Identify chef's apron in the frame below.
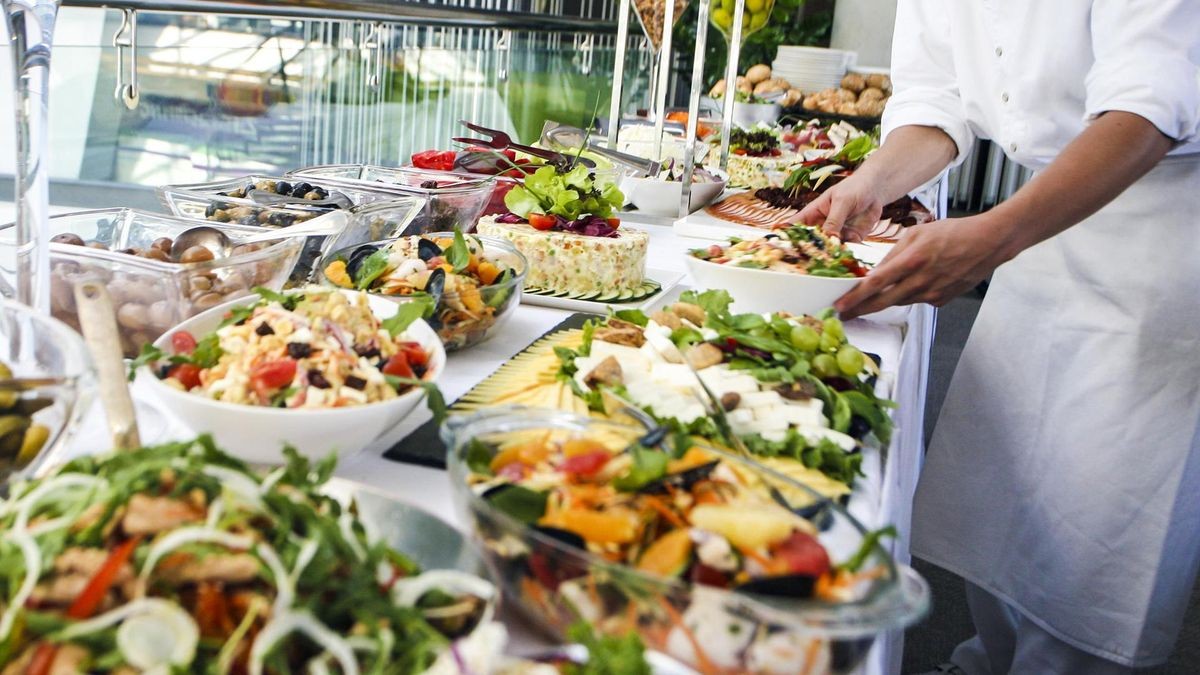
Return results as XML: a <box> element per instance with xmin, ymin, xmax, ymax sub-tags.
<box><xmin>912</xmin><ymin>152</ymin><xmax>1200</xmax><ymax>668</ymax></box>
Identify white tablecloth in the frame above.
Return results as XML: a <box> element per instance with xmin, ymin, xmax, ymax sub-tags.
<box><xmin>54</xmin><ymin>215</ymin><xmax>935</xmax><ymax>675</ymax></box>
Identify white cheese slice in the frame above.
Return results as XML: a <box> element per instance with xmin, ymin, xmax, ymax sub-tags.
<box><xmin>797</xmin><ymin>426</ymin><xmax>858</xmax><ymax>451</ymax></box>
<box><xmin>643</xmin><ymin>325</ymin><xmax>684</xmax><ymax>364</ymax></box>
<box><xmin>739</xmin><ymin>391</ymin><xmax>785</xmax><ymax>409</ymax></box>
<box><xmin>590</xmin><ymin>341</ymin><xmax>650</xmax><ymax>369</ymax></box>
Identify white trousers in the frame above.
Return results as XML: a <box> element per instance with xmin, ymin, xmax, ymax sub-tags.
<box><xmin>950</xmin><ymin>582</ymin><xmax>1133</xmax><ymax>675</ymax></box>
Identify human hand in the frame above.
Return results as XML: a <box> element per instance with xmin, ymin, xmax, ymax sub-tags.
<box><xmin>797</xmin><ymin>174</ymin><xmax>887</xmax><ymax>243</ymax></box>
<box><xmin>833</xmin><ymin>214</ymin><xmax>1017</xmax><ymax>319</ymax></box>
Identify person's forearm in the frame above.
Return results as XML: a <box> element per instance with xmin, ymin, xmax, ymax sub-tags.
<box><xmin>855</xmin><ymin>125</ymin><xmax>959</xmax><ymax>203</ymax></box>
<box><xmin>988</xmin><ymin>111</ymin><xmax>1174</xmax><ymax>259</ymax></box>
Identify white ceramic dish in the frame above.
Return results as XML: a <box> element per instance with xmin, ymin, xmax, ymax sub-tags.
<box><xmin>732</xmin><ymin>101</ymin><xmax>782</xmax><ymax>129</ymax></box>
<box><xmin>621</xmin><ymin>169</ymin><xmax>728</xmax><ymax>216</ymax></box>
<box><xmin>684</xmin><ymin>254</ymin><xmax>861</xmax><ymax>316</ymax></box>
<box><xmin>138</xmin><ymin>290</ymin><xmax>446</xmax><ymax>464</ymax></box>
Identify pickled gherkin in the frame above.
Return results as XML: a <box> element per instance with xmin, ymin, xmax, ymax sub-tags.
<box><xmin>0</xmin><ymin>360</ymin><xmax>51</xmax><ymax>467</ymax></box>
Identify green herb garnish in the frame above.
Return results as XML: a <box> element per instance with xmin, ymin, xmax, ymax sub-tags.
<box><xmin>354</xmin><ymin>249</ymin><xmax>391</xmax><ymax>290</ymax></box>
<box><xmin>381</xmin><ymin>295</ymin><xmax>436</xmax><ymax>336</ymax></box>
<box><xmin>838</xmin><ymin>525</ymin><xmax>897</xmax><ymax>573</ymax></box>
<box><xmin>445</xmin><ymin>227</ymin><xmax>471</xmax><ymax>272</ymax></box>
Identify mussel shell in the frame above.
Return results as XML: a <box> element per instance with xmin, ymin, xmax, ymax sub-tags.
<box><xmin>424</xmin><ymin>267</ymin><xmax>446</xmax><ymax>297</ymax></box>
<box><xmin>417</xmin><ymin>237</ymin><xmax>443</xmax><ymax>261</ymax></box>
<box><xmin>735</xmin><ymin>573</ymin><xmax>819</xmax><ymax>599</ymax></box>
<box><xmin>637</xmin><ymin>426</ymin><xmax>668</xmax><ymax>448</ymax></box>
<box><xmin>531</xmin><ymin>525</ymin><xmax>586</xmax><ymax>550</ymax></box>
<box><xmin>639</xmin><ymin>460</ymin><xmax>720</xmax><ymax>495</ymax></box>
<box><xmin>345</xmin><ymin>244</ymin><xmax>381</xmax><ymax>279</ymax></box>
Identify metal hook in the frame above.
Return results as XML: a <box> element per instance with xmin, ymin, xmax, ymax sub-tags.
<box><xmin>112</xmin><ymin>8</ymin><xmax>139</xmax><ymax>110</ymax></box>
<box><xmin>495</xmin><ymin>30</ymin><xmax>512</xmax><ymax>82</ymax></box>
<box><xmin>362</xmin><ymin>21</ymin><xmax>385</xmax><ymax>90</ymax></box>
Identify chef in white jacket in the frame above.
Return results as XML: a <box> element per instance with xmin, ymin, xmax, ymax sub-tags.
<box><xmin>799</xmin><ymin>1</ymin><xmax>1200</xmax><ymax>673</ymax></box>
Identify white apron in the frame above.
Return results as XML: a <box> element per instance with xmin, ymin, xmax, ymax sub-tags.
<box><xmin>913</xmin><ymin>153</ymin><xmax>1200</xmax><ymax>668</ymax></box>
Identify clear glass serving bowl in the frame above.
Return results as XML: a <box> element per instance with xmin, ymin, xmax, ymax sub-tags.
<box><xmin>28</xmin><ymin>208</ymin><xmax>303</xmax><ymax>358</ymax></box>
<box><xmin>443</xmin><ymin>407</ymin><xmax>930</xmax><ymax>675</ymax></box>
<box><xmin>286</xmin><ymin>164</ymin><xmax>495</xmax><ymax>235</ymax></box>
<box><xmin>156</xmin><ymin>174</ymin><xmax>425</xmax><ymax>283</ymax></box>
<box><xmin>316</xmin><ymin>233</ymin><xmax>527</xmax><ymax>352</ymax></box>
<box><xmin>0</xmin><ymin>300</ymin><xmax>95</xmax><ymax>485</ymax></box>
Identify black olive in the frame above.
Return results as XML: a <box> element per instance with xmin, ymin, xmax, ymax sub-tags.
<box><xmin>412</xmin><ymin>363</ymin><xmax>427</xmax><ymax>379</ymax></box>
<box><xmin>310</xmin><ymin>187</ymin><xmax>328</xmax><ymax>200</ymax></box>
<box><xmin>205</xmin><ymin>203</ymin><xmax>218</xmax><ymax>218</ymax></box>
<box><xmin>243</xmin><ymin>183</ymin><xmax>256</xmax><ymax>194</ymax></box>
<box><xmin>291</xmin><ymin>181</ymin><xmax>313</xmax><ymax>197</ymax></box>
<box><xmin>354</xmin><ymin>344</ymin><xmax>381</xmax><ymax>359</ymax></box>
<box><xmin>275</xmin><ymin>181</ymin><xmax>291</xmax><ymax>195</ymax></box>
<box><xmin>308</xmin><ymin>369</ymin><xmax>331</xmax><ymax>389</ymax></box>
<box><xmin>267</xmin><ymin>211</ymin><xmax>295</xmax><ymax>227</ymax></box>
<box><xmin>156</xmin><ymin>364</ymin><xmax>172</xmax><ymax>379</ymax></box>
<box><xmin>239</xmin><ymin>214</ymin><xmax>258</xmax><ymax>227</ymax></box>
<box><xmin>420</xmin><ymin>180</ymin><xmax>439</xmax><ymax>189</ymax></box>
<box><xmin>735</xmin><ymin>574</ymin><xmax>819</xmax><ymax>599</ymax></box>
<box><xmin>344</xmin><ymin>375</ymin><xmax>367</xmax><ymax>390</ymax></box>
<box><xmin>287</xmin><ymin>342</ymin><xmax>313</xmax><ymax>359</ymax></box>
<box><xmin>255</xmin><ymin>322</ymin><xmax>275</xmax><ymax>336</ymax></box>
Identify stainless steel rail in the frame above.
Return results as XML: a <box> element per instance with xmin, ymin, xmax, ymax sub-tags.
<box><xmin>60</xmin><ymin>0</ymin><xmax>620</xmax><ymax>33</ymax></box>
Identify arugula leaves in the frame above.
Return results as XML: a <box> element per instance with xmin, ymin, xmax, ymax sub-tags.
<box><xmin>125</xmin><ymin>333</ymin><xmax>223</xmax><ymax>380</ymax></box>
<box><xmin>612</xmin><ymin>445</ymin><xmax>668</xmax><ymax>492</ymax></box>
<box><xmin>354</xmin><ymin>249</ymin><xmax>391</xmax><ymax>290</ymax></box>
<box><xmin>564</xmin><ymin>622</ymin><xmax>652</xmax><ymax>675</ymax></box>
<box><xmin>838</xmin><ymin>525</ymin><xmax>897</xmax><ymax>573</ymax></box>
<box><xmin>445</xmin><ymin>228</ymin><xmax>470</xmax><ymax>272</ymax></box>
<box><xmin>485</xmin><ymin>485</ymin><xmax>548</xmax><ymax>525</ymax></box>
<box><xmin>381</xmin><ymin>295</ymin><xmax>436</xmax><ymax>337</ymax></box>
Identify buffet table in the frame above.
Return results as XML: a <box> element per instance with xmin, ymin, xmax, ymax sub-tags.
<box><xmin>32</xmin><ymin>204</ymin><xmax>934</xmax><ymax>675</ymax></box>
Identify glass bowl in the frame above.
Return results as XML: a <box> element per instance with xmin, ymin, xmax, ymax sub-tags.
<box><xmin>157</xmin><ymin>174</ymin><xmax>425</xmax><ymax>283</ymax></box>
<box><xmin>0</xmin><ymin>301</ymin><xmax>95</xmax><ymax>484</ymax></box>
<box><xmin>317</xmin><ymin>232</ymin><xmax>527</xmax><ymax>352</ymax></box>
<box><xmin>444</xmin><ymin>407</ymin><xmax>930</xmax><ymax>674</ymax></box>
<box><xmin>30</xmin><ymin>208</ymin><xmax>302</xmax><ymax>358</ymax></box>
<box><xmin>287</xmin><ymin>164</ymin><xmax>495</xmax><ymax>235</ymax></box>
<box><xmin>711</xmin><ymin>0</ymin><xmax>775</xmax><ymax>39</ymax></box>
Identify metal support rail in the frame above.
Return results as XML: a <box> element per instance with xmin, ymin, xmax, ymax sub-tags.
<box><xmin>59</xmin><ymin>0</ymin><xmax>620</xmax><ymax>33</ymax></box>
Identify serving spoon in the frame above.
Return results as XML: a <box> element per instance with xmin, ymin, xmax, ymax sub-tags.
<box><xmin>170</xmin><ymin>209</ymin><xmax>348</xmax><ymax>260</ymax></box>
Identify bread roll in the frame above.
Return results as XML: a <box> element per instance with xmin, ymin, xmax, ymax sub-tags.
<box><xmin>781</xmin><ymin>88</ymin><xmax>803</xmax><ymax>107</ymax></box>
<box><xmin>802</xmin><ymin>94</ymin><xmax>819</xmax><ymax>110</ymax></box>
<box><xmin>858</xmin><ymin>86</ymin><xmax>885</xmax><ymax>102</ymax></box>
<box><xmin>709</xmin><ymin>78</ymin><xmax>727</xmax><ymax>97</ymax></box>
<box><xmin>866</xmin><ymin>73</ymin><xmax>892</xmax><ymax>92</ymax></box>
<box><xmin>754</xmin><ymin>78</ymin><xmax>786</xmax><ymax>96</ymax></box>
<box><xmin>736</xmin><ymin>77</ymin><xmax>753</xmax><ymax>94</ymax></box>
<box><xmin>745</xmin><ymin>64</ymin><xmax>772</xmax><ymax>85</ymax></box>
<box><xmin>840</xmin><ymin>72</ymin><xmax>867</xmax><ymax>93</ymax></box>
<box><xmin>856</xmin><ymin>98</ymin><xmax>886</xmax><ymax>117</ymax></box>
<box><xmin>836</xmin><ymin>88</ymin><xmax>858</xmax><ymax>103</ymax></box>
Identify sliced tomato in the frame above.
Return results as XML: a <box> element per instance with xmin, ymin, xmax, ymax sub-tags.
<box><xmin>840</xmin><ymin>258</ymin><xmax>869</xmax><ymax>277</ymax></box>
<box><xmin>382</xmin><ymin>353</ymin><xmax>415</xmax><ymax>379</ymax></box>
<box><xmin>68</xmin><ymin>536</ymin><xmax>143</xmax><ymax>619</ymax></box>
<box><xmin>561</xmin><ymin>449</ymin><xmax>612</xmax><ymax>478</ymax></box>
<box><xmin>605</xmin><ymin>217</ymin><xmax>621</xmax><ymax>229</ymax></box>
<box><xmin>528</xmin><ymin>213</ymin><xmax>557</xmax><ymax>231</ymax></box>
<box><xmin>250</xmin><ymin>358</ymin><xmax>297</xmax><ymax>391</ymax></box>
<box><xmin>411</xmin><ymin>149</ymin><xmax>457</xmax><ymax>171</ymax></box>
<box><xmin>171</xmin><ymin>331</ymin><xmax>197</xmax><ymax>355</ymax></box>
<box><xmin>773</xmin><ymin>531</ymin><xmax>831</xmax><ymax>578</ymax></box>
<box><xmin>167</xmin><ymin>363</ymin><xmax>202</xmax><ymax>390</ymax></box>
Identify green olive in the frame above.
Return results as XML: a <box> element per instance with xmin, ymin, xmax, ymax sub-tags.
<box><xmin>16</xmin><ymin>424</ymin><xmax>50</xmax><ymax>466</ymax></box>
<box><xmin>711</xmin><ymin>7</ymin><xmax>732</xmax><ymax>28</ymax></box>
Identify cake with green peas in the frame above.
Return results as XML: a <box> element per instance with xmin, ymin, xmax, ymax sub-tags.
<box><xmin>476</xmin><ymin>163</ymin><xmax>650</xmax><ymax>298</ymax></box>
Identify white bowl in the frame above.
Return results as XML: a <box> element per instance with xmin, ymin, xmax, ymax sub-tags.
<box><xmin>621</xmin><ymin>169</ymin><xmax>728</xmax><ymax>217</ymax></box>
<box><xmin>139</xmin><ymin>290</ymin><xmax>446</xmax><ymax>464</ymax></box>
<box><xmin>684</xmin><ymin>253</ymin><xmax>862</xmax><ymax>316</ymax></box>
<box><xmin>732</xmin><ymin>101</ymin><xmax>782</xmax><ymax>129</ymax></box>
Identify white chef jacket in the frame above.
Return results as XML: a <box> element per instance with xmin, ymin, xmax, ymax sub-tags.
<box><xmin>887</xmin><ymin>0</ymin><xmax>1200</xmax><ymax>668</ymax></box>
<box><xmin>882</xmin><ymin>0</ymin><xmax>1200</xmax><ymax>169</ymax></box>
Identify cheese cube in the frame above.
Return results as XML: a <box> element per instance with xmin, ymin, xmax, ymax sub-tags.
<box><xmin>739</xmin><ymin>391</ymin><xmax>785</xmax><ymax>409</ymax></box>
<box><xmin>644</xmin><ymin>328</ymin><xmax>684</xmax><ymax>363</ymax></box>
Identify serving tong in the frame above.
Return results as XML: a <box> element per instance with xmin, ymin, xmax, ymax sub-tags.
<box><xmin>454</xmin><ymin>120</ymin><xmax>583</xmax><ymax>171</ymax></box>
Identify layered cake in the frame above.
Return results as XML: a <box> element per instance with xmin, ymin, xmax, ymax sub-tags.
<box><xmin>476</xmin><ymin>215</ymin><xmax>649</xmax><ymax>296</ymax></box>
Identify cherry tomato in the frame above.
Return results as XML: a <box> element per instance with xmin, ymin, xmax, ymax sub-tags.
<box><xmin>382</xmin><ymin>353</ymin><xmax>414</xmax><ymax>379</ymax></box>
<box><xmin>528</xmin><ymin>213</ymin><xmax>557</xmax><ymax>231</ymax></box>
<box><xmin>561</xmin><ymin>449</ymin><xmax>612</xmax><ymax>478</ymax></box>
<box><xmin>167</xmin><ymin>363</ymin><xmax>202</xmax><ymax>390</ymax></box>
<box><xmin>396</xmin><ymin>342</ymin><xmax>428</xmax><ymax>368</ymax></box>
<box><xmin>773</xmin><ymin>531</ymin><xmax>831</xmax><ymax>578</ymax></box>
<box><xmin>605</xmin><ymin>217</ymin><xmax>621</xmax><ymax>230</ymax></box>
<box><xmin>171</xmin><ymin>331</ymin><xmax>197</xmax><ymax>355</ymax></box>
<box><xmin>840</xmin><ymin>258</ymin><xmax>869</xmax><ymax>277</ymax></box>
<box><xmin>251</xmin><ymin>358</ymin><xmax>297</xmax><ymax>390</ymax></box>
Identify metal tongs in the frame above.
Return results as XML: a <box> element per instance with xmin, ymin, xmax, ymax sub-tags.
<box><xmin>540</xmin><ymin>121</ymin><xmax>661</xmax><ymax>178</ymax></box>
<box><xmin>454</xmin><ymin>120</ymin><xmax>583</xmax><ymax>170</ymax></box>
